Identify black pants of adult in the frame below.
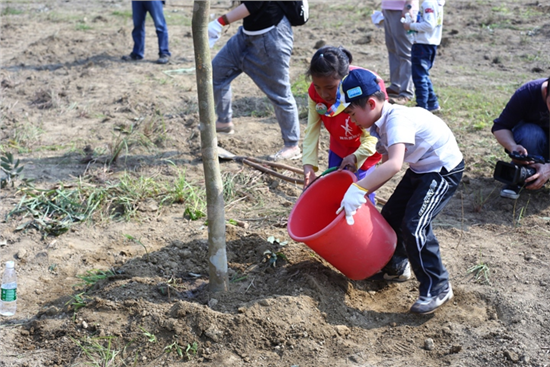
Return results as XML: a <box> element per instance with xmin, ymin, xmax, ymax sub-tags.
<box><xmin>381</xmin><ymin>160</ymin><xmax>464</xmax><ymax>298</ymax></box>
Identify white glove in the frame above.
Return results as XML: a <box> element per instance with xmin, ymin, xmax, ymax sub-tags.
<box><xmin>208</xmin><ymin>19</ymin><xmax>223</xmax><ymax>48</ymax></box>
<box><xmin>336</xmin><ymin>183</ymin><xmax>368</xmax><ymax>225</ymax></box>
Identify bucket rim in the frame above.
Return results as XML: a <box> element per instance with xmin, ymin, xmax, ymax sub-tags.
<box><xmin>287</xmin><ymin>170</ymin><xmax>356</xmax><ymax>242</ymax></box>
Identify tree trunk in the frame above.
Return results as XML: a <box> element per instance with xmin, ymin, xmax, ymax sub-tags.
<box><xmin>192</xmin><ymin>0</ymin><xmax>229</xmax><ymax>294</ymax></box>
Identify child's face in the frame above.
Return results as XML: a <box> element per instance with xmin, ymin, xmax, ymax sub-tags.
<box><xmin>344</xmin><ymin>101</ymin><xmax>377</xmax><ymax>129</ymax></box>
<box><xmin>312</xmin><ymin>75</ymin><xmax>341</xmax><ymax>105</ymax></box>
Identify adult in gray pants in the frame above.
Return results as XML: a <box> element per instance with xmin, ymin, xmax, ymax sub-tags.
<box><xmin>381</xmin><ymin>0</ymin><xmax>418</xmax><ymax>104</ymax></box>
<box><xmin>208</xmin><ymin>1</ymin><xmax>301</xmax><ymax>161</ymax></box>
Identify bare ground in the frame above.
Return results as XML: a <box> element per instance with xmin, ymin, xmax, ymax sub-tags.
<box><xmin>1</xmin><ymin>0</ymin><xmax>550</xmax><ymax>366</ymax></box>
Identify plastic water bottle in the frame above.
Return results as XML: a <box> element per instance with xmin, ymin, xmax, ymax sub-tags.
<box><xmin>0</xmin><ymin>261</ymin><xmax>17</xmax><ymax>316</ymax></box>
<box><xmin>400</xmin><ymin>13</ymin><xmax>417</xmax><ymax>34</ymax></box>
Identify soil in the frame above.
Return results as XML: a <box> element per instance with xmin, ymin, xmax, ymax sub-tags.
<box><xmin>1</xmin><ymin>0</ymin><xmax>550</xmax><ymax>366</ymax></box>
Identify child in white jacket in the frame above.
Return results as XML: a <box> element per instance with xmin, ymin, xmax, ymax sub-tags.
<box><xmin>403</xmin><ymin>0</ymin><xmax>445</xmax><ymax>112</ymax></box>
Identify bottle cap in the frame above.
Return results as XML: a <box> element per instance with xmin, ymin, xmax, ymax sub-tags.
<box><xmin>5</xmin><ymin>261</ymin><xmax>14</xmax><ymax>269</ymax></box>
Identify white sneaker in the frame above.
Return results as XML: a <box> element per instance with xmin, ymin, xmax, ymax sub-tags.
<box><xmin>269</xmin><ymin>146</ymin><xmax>302</xmax><ymax>161</ymax></box>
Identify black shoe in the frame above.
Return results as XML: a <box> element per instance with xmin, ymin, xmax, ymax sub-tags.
<box><xmin>500</xmin><ymin>184</ymin><xmax>520</xmax><ymax>200</ymax></box>
<box><xmin>121</xmin><ymin>53</ymin><xmax>141</xmax><ymax>61</ymax></box>
<box><xmin>157</xmin><ymin>55</ymin><xmax>170</xmax><ymax>64</ymax></box>
<box><xmin>368</xmin><ymin>257</ymin><xmax>411</xmax><ymax>282</ymax></box>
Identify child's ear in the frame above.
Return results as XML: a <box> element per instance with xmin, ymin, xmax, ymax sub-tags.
<box><xmin>368</xmin><ymin>97</ymin><xmax>377</xmax><ymax>110</ymax></box>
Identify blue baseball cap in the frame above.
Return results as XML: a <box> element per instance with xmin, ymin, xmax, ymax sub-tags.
<box><xmin>342</xmin><ymin>69</ymin><xmax>381</xmax><ymax>103</ymax></box>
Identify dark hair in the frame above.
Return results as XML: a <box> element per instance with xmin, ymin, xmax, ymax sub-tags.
<box><xmin>306</xmin><ymin>46</ymin><xmax>353</xmax><ymax>80</ymax></box>
<box><xmin>349</xmin><ymin>91</ymin><xmax>386</xmax><ymax>108</ymax></box>
<box><xmin>547</xmin><ymin>77</ymin><xmax>550</xmax><ymax>98</ymax></box>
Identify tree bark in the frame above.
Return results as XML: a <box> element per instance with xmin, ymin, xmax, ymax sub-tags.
<box><xmin>192</xmin><ymin>0</ymin><xmax>229</xmax><ymax>294</ymax></box>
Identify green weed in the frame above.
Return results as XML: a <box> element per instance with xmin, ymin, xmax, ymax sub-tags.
<box><xmin>75</xmin><ymin>269</ymin><xmax>115</xmax><ymax>289</ymax></box>
<box><xmin>1</xmin><ymin>7</ymin><xmax>24</xmax><ymax>15</ymax></box>
<box><xmin>111</xmin><ymin>10</ymin><xmax>132</xmax><ymax>18</ymax></box>
<box><xmin>138</xmin><ymin>326</ymin><xmax>157</xmax><ymax>343</ymax></box>
<box><xmin>7</xmin><ymin>168</ymin><xmax>211</xmax><ymax>235</ymax></box>
<box><xmin>467</xmin><ymin>245</ymin><xmax>491</xmax><ymax>285</ymax></box>
<box><xmin>66</xmin><ymin>292</ymin><xmax>91</xmax><ymax>313</ymax></box>
<box><xmin>124</xmin><ymin>234</ymin><xmax>149</xmax><ymax>261</ymax></box>
<box><xmin>6</xmin><ymin>121</ymin><xmax>44</xmax><ymax>153</ymax></box>
<box><xmin>472</xmin><ymin>187</ymin><xmax>495</xmax><ymax>213</ymax></box>
<box><xmin>0</xmin><ymin>152</ymin><xmax>24</xmax><ymax>188</ymax></box>
<box><xmin>75</xmin><ymin>23</ymin><xmax>92</xmax><ymax>31</ymax></box>
<box><xmin>513</xmin><ymin>195</ymin><xmax>530</xmax><ymax>227</ymax></box>
<box><xmin>164</xmin><ymin>341</ymin><xmax>198</xmax><ymax>360</ymax></box>
<box><xmin>71</xmin><ymin>336</ymin><xmax>135</xmax><ymax>367</ymax></box>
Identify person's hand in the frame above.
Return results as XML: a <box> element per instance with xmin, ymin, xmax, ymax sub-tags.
<box><xmin>525</xmin><ymin>163</ymin><xmax>550</xmax><ymax>190</ymax></box>
<box><xmin>208</xmin><ymin>19</ymin><xmax>223</xmax><ymax>48</ymax></box>
<box><xmin>402</xmin><ymin>22</ymin><xmax>411</xmax><ymax>31</ymax></box>
<box><xmin>303</xmin><ymin>165</ymin><xmax>317</xmax><ymax>189</ymax></box>
<box><xmin>339</xmin><ymin>154</ymin><xmax>357</xmax><ymax>172</ymax></box>
<box><xmin>509</xmin><ymin>145</ymin><xmax>530</xmax><ymax>164</ymax></box>
<box><xmin>336</xmin><ymin>183</ymin><xmax>368</xmax><ymax>225</ymax></box>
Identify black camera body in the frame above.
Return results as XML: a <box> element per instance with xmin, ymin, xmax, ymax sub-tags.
<box><xmin>493</xmin><ymin>161</ymin><xmax>536</xmax><ymax>186</ymax></box>
<box><xmin>493</xmin><ymin>151</ymin><xmax>543</xmax><ymax>186</ymax></box>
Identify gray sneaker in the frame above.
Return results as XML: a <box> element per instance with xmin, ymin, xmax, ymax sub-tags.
<box><xmin>410</xmin><ymin>283</ymin><xmax>453</xmax><ymax>314</ymax></box>
<box><xmin>500</xmin><ymin>184</ymin><xmax>520</xmax><ymax>200</ymax></box>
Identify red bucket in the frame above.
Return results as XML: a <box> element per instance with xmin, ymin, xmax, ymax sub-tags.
<box><xmin>287</xmin><ymin>170</ymin><xmax>397</xmax><ymax>280</ymax></box>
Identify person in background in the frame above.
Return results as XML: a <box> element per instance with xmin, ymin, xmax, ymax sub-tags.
<box><xmin>122</xmin><ymin>1</ymin><xmax>171</xmax><ymax>65</ymax></box>
<box><xmin>302</xmin><ymin>46</ymin><xmax>385</xmax><ymax>204</ymax></box>
<box><xmin>338</xmin><ymin>69</ymin><xmax>464</xmax><ymax>314</ymax></box>
<box><xmin>208</xmin><ymin>2</ymin><xmax>301</xmax><ymax>161</ymax></box>
<box><xmin>403</xmin><ymin>0</ymin><xmax>445</xmax><ymax>112</ymax></box>
<box><xmin>381</xmin><ymin>0</ymin><xmax>418</xmax><ymax>105</ymax></box>
<box><xmin>492</xmin><ymin>77</ymin><xmax>550</xmax><ymax>199</ymax></box>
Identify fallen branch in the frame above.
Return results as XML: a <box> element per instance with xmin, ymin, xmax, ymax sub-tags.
<box><xmin>242</xmin><ymin>159</ymin><xmax>303</xmax><ymax>185</ymax></box>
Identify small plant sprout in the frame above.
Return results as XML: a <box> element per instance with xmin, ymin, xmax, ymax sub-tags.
<box><xmin>467</xmin><ymin>245</ymin><xmax>491</xmax><ymax>285</ymax></box>
<box><xmin>263</xmin><ymin>250</ymin><xmax>288</xmax><ymax>268</ymax></box>
<box><xmin>0</xmin><ymin>151</ymin><xmax>24</xmax><ymax>188</ymax></box>
<box><xmin>186</xmin><ymin>342</ymin><xmax>198</xmax><ymax>359</ymax></box>
<box><xmin>139</xmin><ymin>326</ymin><xmax>157</xmax><ymax>343</ymax></box>
<box><xmin>164</xmin><ymin>341</ymin><xmax>185</xmax><ymax>358</ymax></box>
<box><xmin>66</xmin><ymin>292</ymin><xmax>91</xmax><ymax>313</ymax></box>
<box><xmin>124</xmin><ymin>234</ymin><xmax>149</xmax><ymax>261</ymax></box>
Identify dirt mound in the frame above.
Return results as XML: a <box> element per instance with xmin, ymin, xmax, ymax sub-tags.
<box><xmin>1</xmin><ymin>0</ymin><xmax>550</xmax><ymax>366</ymax></box>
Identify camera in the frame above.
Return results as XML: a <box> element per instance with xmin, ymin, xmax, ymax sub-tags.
<box><xmin>493</xmin><ymin>161</ymin><xmax>536</xmax><ymax>186</ymax></box>
<box><xmin>493</xmin><ymin>151</ymin><xmax>543</xmax><ymax>186</ymax></box>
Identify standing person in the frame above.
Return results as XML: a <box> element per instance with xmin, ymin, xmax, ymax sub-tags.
<box><xmin>302</xmin><ymin>46</ymin><xmax>385</xmax><ymax>204</ymax></box>
<box><xmin>122</xmin><ymin>1</ymin><xmax>171</xmax><ymax>64</ymax></box>
<box><xmin>492</xmin><ymin>77</ymin><xmax>550</xmax><ymax>199</ymax></box>
<box><xmin>208</xmin><ymin>2</ymin><xmax>301</xmax><ymax>161</ymax></box>
<box><xmin>403</xmin><ymin>0</ymin><xmax>445</xmax><ymax>112</ymax></box>
<box><xmin>338</xmin><ymin>69</ymin><xmax>464</xmax><ymax>314</ymax></box>
<box><xmin>381</xmin><ymin>0</ymin><xmax>418</xmax><ymax>105</ymax></box>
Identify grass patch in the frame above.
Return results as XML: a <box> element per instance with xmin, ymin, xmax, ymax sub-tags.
<box><xmin>72</xmin><ymin>336</ymin><xmax>136</xmax><ymax>366</ymax></box>
<box><xmin>111</xmin><ymin>10</ymin><xmax>132</xmax><ymax>18</ymax></box>
<box><xmin>5</xmin><ymin>121</ymin><xmax>44</xmax><ymax>153</ymax></box>
<box><xmin>75</xmin><ymin>269</ymin><xmax>116</xmax><ymax>289</ymax></box>
<box><xmin>75</xmin><ymin>22</ymin><xmax>92</xmax><ymax>31</ymax></box>
<box><xmin>1</xmin><ymin>6</ymin><xmax>24</xmax><ymax>15</ymax></box>
<box><xmin>436</xmin><ymin>84</ymin><xmax>514</xmax><ymax>133</ymax></box>
<box><xmin>164</xmin><ymin>12</ymin><xmax>191</xmax><ymax>27</ymax></box>
<box><xmin>107</xmin><ymin>116</ymin><xmax>167</xmax><ymax>164</ymax></box>
<box><xmin>6</xmin><ymin>168</ymin><xmax>209</xmax><ymax>236</ymax></box>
